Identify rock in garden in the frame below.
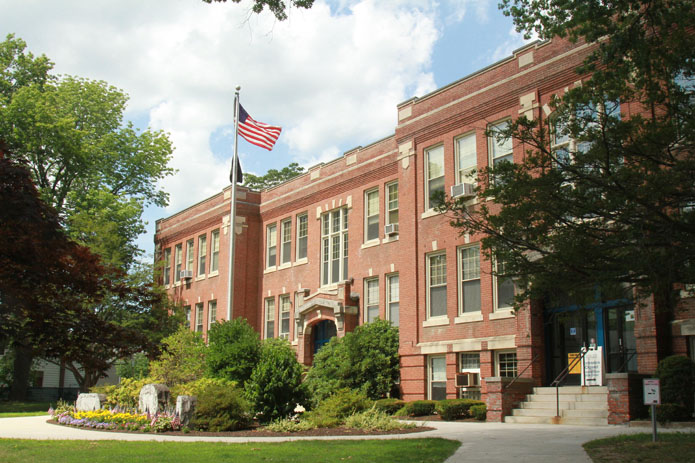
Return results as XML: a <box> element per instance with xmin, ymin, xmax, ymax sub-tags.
<box><xmin>75</xmin><ymin>393</ymin><xmax>106</xmax><ymax>411</ymax></box>
<box><xmin>175</xmin><ymin>395</ymin><xmax>197</xmax><ymax>426</ymax></box>
<box><xmin>138</xmin><ymin>383</ymin><xmax>170</xmax><ymax>414</ymax></box>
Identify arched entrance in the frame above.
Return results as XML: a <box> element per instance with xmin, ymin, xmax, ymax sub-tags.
<box><xmin>313</xmin><ymin>319</ymin><xmax>337</xmax><ymax>354</ymax></box>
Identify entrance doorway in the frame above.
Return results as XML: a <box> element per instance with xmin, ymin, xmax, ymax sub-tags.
<box><xmin>313</xmin><ymin>320</ymin><xmax>337</xmax><ymax>354</ymax></box>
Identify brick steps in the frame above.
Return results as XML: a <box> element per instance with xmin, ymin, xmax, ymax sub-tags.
<box><xmin>504</xmin><ymin>386</ymin><xmax>609</xmax><ymax>425</ymax></box>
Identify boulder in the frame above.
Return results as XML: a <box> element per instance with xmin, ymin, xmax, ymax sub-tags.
<box><xmin>75</xmin><ymin>393</ymin><xmax>106</xmax><ymax>411</ymax></box>
<box><xmin>138</xmin><ymin>383</ymin><xmax>170</xmax><ymax>414</ymax></box>
<box><xmin>175</xmin><ymin>395</ymin><xmax>197</xmax><ymax>426</ymax></box>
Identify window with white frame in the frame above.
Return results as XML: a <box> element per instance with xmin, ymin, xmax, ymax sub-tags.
<box><xmin>458</xmin><ymin>245</ymin><xmax>481</xmax><ymax>314</ymax></box>
<box><xmin>365</xmin><ymin>278</ymin><xmax>379</xmax><ymax>323</ymax></box>
<box><xmin>186</xmin><ymin>239</ymin><xmax>194</xmax><ymax>271</ymax></box>
<box><xmin>296</xmin><ymin>213</ymin><xmax>308</xmax><ymax>260</ymax></box>
<box><xmin>198</xmin><ymin>234</ymin><xmax>207</xmax><ymax>276</ymax></box>
<box><xmin>428</xmin><ymin>355</ymin><xmax>447</xmax><ymax>400</ymax></box>
<box><xmin>494</xmin><ymin>258</ymin><xmax>516</xmax><ymax>311</ymax></box>
<box><xmin>174</xmin><ymin>244</ymin><xmax>182</xmax><ymax>281</ymax></box>
<box><xmin>497</xmin><ymin>350</ymin><xmax>518</xmax><ymax>377</ymax></box>
<box><xmin>281</xmin><ymin>219</ymin><xmax>292</xmax><ymax>265</ymax></box>
<box><xmin>425</xmin><ymin>145</ymin><xmax>445</xmax><ymax>210</ymax></box>
<box><xmin>210</xmin><ymin>229</ymin><xmax>220</xmax><ymax>273</ymax></box>
<box><xmin>163</xmin><ymin>248</ymin><xmax>171</xmax><ymax>286</ymax></box>
<box><xmin>489</xmin><ymin>119</ymin><xmax>513</xmax><ymax>168</ymax></box>
<box><xmin>386</xmin><ymin>182</ymin><xmax>399</xmax><ymax>226</ymax></box>
<box><xmin>266</xmin><ymin>224</ymin><xmax>277</xmax><ymax>268</ymax></box>
<box><xmin>387</xmin><ymin>274</ymin><xmax>399</xmax><ymax>326</ymax></box>
<box><xmin>365</xmin><ymin>188</ymin><xmax>379</xmax><ymax>242</ymax></box>
<box><xmin>195</xmin><ymin>303</ymin><xmax>204</xmax><ymax>332</ymax></box>
<box><xmin>265</xmin><ymin>298</ymin><xmax>275</xmax><ymax>339</ymax></box>
<box><xmin>321</xmin><ymin>208</ymin><xmax>348</xmax><ymax>286</ymax></box>
<box><xmin>184</xmin><ymin>305</ymin><xmax>191</xmax><ymax>324</ymax></box>
<box><xmin>208</xmin><ymin>300</ymin><xmax>217</xmax><ymax>328</ymax></box>
<box><xmin>428</xmin><ymin>252</ymin><xmax>447</xmax><ymax>318</ymax></box>
<box><xmin>459</xmin><ymin>352</ymin><xmax>481</xmax><ymax>400</ymax></box>
<box><xmin>279</xmin><ymin>295</ymin><xmax>290</xmax><ymax>339</ymax></box>
<box><xmin>456</xmin><ymin>132</ymin><xmax>477</xmax><ymax>184</ymax></box>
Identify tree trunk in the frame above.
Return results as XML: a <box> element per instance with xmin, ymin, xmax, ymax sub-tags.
<box><xmin>9</xmin><ymin>343</ymin><xmax>33</xmax><ymax>401</ymax></box>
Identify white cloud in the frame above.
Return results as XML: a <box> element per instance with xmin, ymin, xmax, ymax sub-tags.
<box><xmin>490</xmin><ymin>25</ymin><xmax>538</xmax><ymax>63</ymax></box>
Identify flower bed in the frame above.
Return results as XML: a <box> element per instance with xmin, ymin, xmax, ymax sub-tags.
<box><xmin>51</xmin><ymin>408</ymin><xmax>181</xmax><ymax>433</ymax></box>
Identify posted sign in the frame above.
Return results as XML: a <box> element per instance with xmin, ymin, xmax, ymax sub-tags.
<box><xmin>643</xmin><ymin>379</ymin><xmax>661</xmax><ymax>405</ymax></box>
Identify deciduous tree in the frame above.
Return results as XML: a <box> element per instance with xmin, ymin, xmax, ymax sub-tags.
<box><xmin>242</xmin><ymin>162</ymin><xmax>305</xmax><ymax>190</ymax></box>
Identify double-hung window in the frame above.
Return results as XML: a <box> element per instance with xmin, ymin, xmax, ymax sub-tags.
<box><xmin>458</xmin><ymin>245</ymin><xmax>481</xmax><ymax>314</ymax></box>
<box><xmin>265</xmin><ymin>298</ymin><xmax>275</xmax><ymax>339</ymax></box>
<box><xmin>365</xmin><ymin>278</ymin><xmax>379</xmax><ymax>323</ymax></box>
<box><xmin>497</xmin><ymin>351</ymin><xmax>518</xmax><ymax>377</ymax></box>
<box><xmin>186</xmin><ymin>239</ymin><xmax>194</xmax><ymax>272</ymax></box>
<box><xmin>296</xmin><ymin>213</ymin><xmax>308</xmax><ymax>260</ymax></box>
<box><xmin>365</xmin><ymin>189</ymin><xmax>379</xmax><ymax>242</ymax></box>
<box><xmin>174</xmin><ymin>244</ymin><xmax>182</xmax><ymax>282</ymax></box>
<box><xmin>494</xmin><ymin>258</ymin><xmax>515</xmax><ymax>311</ymax></box>
<box><xmin>386</xmin><ymin>182</ymin><xmax>399</xmax><ymax>226</ymax></box>
<box><xmin>210</xmin><ymin>229</ymin><xmax>220</xmax><ymax>273</ymax></box>
<box><xmin>489</xmin><ymin>120</ymin><xmax>513</xmax><ymax>166</ymax></box>
<box><xmin>279</xmin><ymin>295</ymin><xmax>290</xmax><ymax>339</ymax></box>
<box><xmin>184</xmin><ymin>305</ymin><xmax>191</xmax><ymax>324</ymax></box>
<box><xmin>428</xmin><ymin>356</ymin><xmax>447</xmax><ymax>400</ymax></box>
<box><xmin>425</xmin><ymin>145</ymin><xmax>445</xmax><ymax>210</ymax></box>
<box><xmin>208</xmin><ymin>300</ymin><xmax>217</xmax><ymax>328</ymax></box>
<box><xmin>281</xmin><ymin>219</ymin><xmax>292</xmax><ymax>265</ymax></box>
<box><xmin>428</xmin><ymin>252</ymin><xmax>447</xmax><ymax>318</ymax></box>
<box><xmin>456</xmin><ymin>133</ymin><xmax>477</xmax><ymax>185</ymax></box>
<box><xmin>163</xmin><ymin>248</ymin><xmax>171</xmax><ymax>286</ymax></box>
<box><xmin>459</xmin><ymin>353</ymin><xmax>481</xmax><ymax>400</ymax></box>
<box><xmin>387</xmin><ymin>274</ymin><xmax>399</xmax><ymax>326</ymax></box>
<box><xmin>266</xmin><ymin>224</ymin><xmax>277</xmax><ymax>268</ymax></box>
<box><xmin>198</xmin><ymin>234</ymin><xmax>207</xmax><ymax>276</ymax></box>
<box><xmin>321</xmin><ymin>208</ymin><xmax>348</xmax><ymax>286</ymax></box>
<box><xmin>195</xmin><ymin>303</ymin><xmax>204</xmax><ymax>332</ymax></box>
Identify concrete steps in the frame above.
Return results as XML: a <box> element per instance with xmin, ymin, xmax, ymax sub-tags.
<box><xmin>504</xmin><ymin>386</ymin><xmax>609</xmax><ymax>426</ymax></box>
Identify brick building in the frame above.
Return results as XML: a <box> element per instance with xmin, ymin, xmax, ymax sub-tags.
<box><xmin>155</xmin><ymin>37</ymin><xmax>695</xmax><ymax>423</ymax></box>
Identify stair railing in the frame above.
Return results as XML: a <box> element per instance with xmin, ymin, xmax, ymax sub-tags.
<box><xmin>503</xmin><ymin>352</ymin><xmax>541</xmax><ymax>392</ymax></box>
<box><xmin>549</xmin><ymin>348</ymin><xmax>591</xmax><ymax>418</ymax></box>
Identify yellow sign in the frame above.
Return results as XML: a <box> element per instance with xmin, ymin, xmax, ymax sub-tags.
<box><xmin>568</xmin><ymin>353</ymin><xmax>581</xmax><ymax>374</ymax></box>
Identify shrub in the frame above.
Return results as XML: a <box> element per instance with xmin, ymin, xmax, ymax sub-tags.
<box><xmin>170</xmin><ymin>376</ymin><xmax>237</xmax><ymax>402</ymax></box>
<box><xmin>149</xmin><ymin>326</ymin><xmax>207</xmax><ymax>387</ymax></box>
<box><xmin>265</xmin><ymin>418</ymin><xmax>315</xmax><ymax>432</ymax></box>
<box><xmin>374</xmin><ymin>398</ymin><xmax>406</xmax><ymax>415</ymax></box>
<box><xmin>303</xmin><ymin>389</ymin><xmax>371</xmax><ymax>428</ymax></box>
<box><xmin>190</xmin><ymin>383</ymin><xmax>251</xmax><ymax>432</ymax></box>
<box><xmin>652</xmin><ymin>403</ymin><xmax>692</xmax><ymax>423</ymax></box>
<box><xmin>435</xmin><ymin>399</ymin><xmax>485</xmax><ymax>421</ymax></box>
<box><xmin>245</xmin><ymin>338</ymin><xmax>306</xmax><ymax>423</ymax></box>
<box><xmin>344</xmin><ymin>406</ymin><xmax>416</xmax><ymax>431</ymax></box>
<box><xmin>404</xmin><ymin>400</ymin><xmax>437</xmax><ymax>417</ymax></box>
<box><xmin>470</xmin><ymin>404</ymin><xmax>487</xmax><ymax>421</ymax></box>
<box><xmin>206</xmin><ymin>319</ymin><xmax>261</xmax><ymax>387</ymax></box>
<box><xmin>91</xmin><ymin>377</ymin><xmax>153</xmax><ymax>409</ymax></box>
<box><xmin>116</xmin><ymin>353</ymin><xmax>150</xmax><ymax>380</ymax></box>
<box><xmin>655</xmin><ymin>355</ymin><xmax>695</xmax><ymax>418</ymax></box>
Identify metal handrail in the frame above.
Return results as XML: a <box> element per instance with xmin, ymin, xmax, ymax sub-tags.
<box><xmin>550</xmin><ymin>348</ymin><xmax>591</xmax><ymax>417</ymax></box>
<box><xmin>503</xmin><ymin>352</ymin><xmax>541</xmax><ymax>391</ymax></box>
<box><xmin>616</xmin><ymin>349</ymin><xmax>637</xmax><ymax>373</ymax></box>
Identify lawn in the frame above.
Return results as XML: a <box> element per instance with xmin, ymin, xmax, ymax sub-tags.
<box><xmin>0</xmin><ymin>402</ymin><xmax>50</xmax><ymax>418</ymax></box>
<box><xmin>0</xmin><ymin>438</ymin><xmax>459</xmax><ymax>463</ymax></box>
<box><xmin>584</xmin><ymin>432</ymin><xmax>695</xmax><ymax>463</ymax></box>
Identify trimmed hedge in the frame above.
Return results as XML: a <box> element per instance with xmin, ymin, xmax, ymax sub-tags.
<box><xmin>374</xmin><ymin>398</ymin><xmax>406</xmax><ymax>415</ymax></box>
<box><xmin>435</xmin><ymin>399</ymin><xmax>485</xmax><ymax>421</ymax></box>
<box><xmin>470</xmin><ymin>404</ymin><xmax>487</xmax><ymax>421</ymax></box>
<box><xmin>403</xmin><ymin>400</ymin><xmax>437</xmax><ymax>417</ymax></box>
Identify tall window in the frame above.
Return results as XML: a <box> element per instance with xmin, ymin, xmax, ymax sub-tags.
<box><xmin>281</xmin><ymin>219</ymin><xmax>292</xmax><ymax>265</ymax></box>
<box><xmin>459</xmin><ymin>245</ymin><xmax>481</xmax><ymax>313</ymax></box>
<box><xmin>210</xmin><ymin>229</ymin><xmax>220</xmax><ymax>273</ymax></box>
<box><xmin>364</xmin><ymin>189</ymin><xmax>379</xmax><ymax>242</ymax></box>
<box><xmin>296</xmin><ymin>213</ymin><xmax>308</xmax><ymax>260</ymax></box>
<box><xmin>494</xmin><ymin>259</ymin><xmax>516</xmax><ymax>311</ymax></box>
<box><xmin>425</xmin><ymin>145</ymin><xmax>445</xmax><ymax>210</ymax></box>
<box><xmin>387</xmin><ymin>274</ymin><xmax>399</xmax><ymax>326</ymax></box>
<box><xmin>456</xmin><ymin>132</ymin><xmax>477</xmax><ymax>184</ymax></box>
<box><xmin>497</xmin><ymin>351</ymin><xmax>518</xmax><ymax>377</ymax></box>
<box><xmin>279</xmin><ymin>295</ymin><xmax>290</xmax><ymax>339</ymax></box>
<box><xmin>265</xmin><ymin>298</ymin><xmax>275</xmax><ymax>339</ymax></box>
<box><xmin>174</xmin><ymin>244</ymin><xmax>182</xmax><ymax>281</ymax></box>
<box><xmin>386</xmin><ymin>182</ymin><xmax>399</xmax><ymax>226</ymax></box>
<box><xmin>184</xmin><ymin>305</ymin><xmax>191</xmax><ymax>324</ymax></box>
<box><xmin>365</xmin><ymin>278</ymin><xmax>379</xmax><ymax>323</ymax></box>
<box><xmin>459</xmin><ymin>352</ymin><xmax>481</xmax><ymax>400</ymax></box>
<box><xmin>428</xmin><ymin>253</ymin><xmax>447</xmax><ymax>318</ymax></box>
<box><xmin>266</xmin><ymin>224</ymin><xmax>277</xmax><ymax>268</ymax></box>
<box><xmin>186</xmin><ymin>239</ymin><xmax>194</xmax><ymax>271</ymax></box>
<box><xmin>429</xmin><ymin>356</ymin><xmax>447</xmax><ymax>400</ymax></box>
<box><xmin>198</xmin><ymin>234</ymin><xmax>207</xmax><ymax>276</ymax></box>
<box><xmin>208</xmin><ymin>300</ymin><xmax>217</xmax><ymax>328</ymax></box>
<box><xmin>489</xmin><ymin>119</ymin><xmax>513</xmax><ymax>167</ymax></box>
<box><xmin>195</xmin><ymin>303</ymin><xmax>204</xmax><ymax>332</ymax></box>
<box><xmin>163</xmin><ymin>248</ymin><xmax>171</xmax><ymax>286</ymax></box>
<box><xmin>321</xmin><ymin>208</ymin><xmax>348</xmax><ymax>286</ymax></box>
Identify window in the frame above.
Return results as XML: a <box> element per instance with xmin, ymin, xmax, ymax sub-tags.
<box><xmin>425</xmin><ymin>145</ymin><xmax>445</xmax><ymax>210</ymax></box>
<box><xmin>208</xmin><ymin>300</ymin><xmax>217</xmax><ymax>328</ymax></box>
<box><xmin>321</xmin><ymin>208</ymin><xmax>348</xmax><ymax>285</ymax></box>
<box><xmin>489</xmin><ymin>119</ymin><xmax>513</xmax><ymax>167</ymax></box>
<box><xmin>265</xmin><ymin>298</ymin><xmax>275</xmax><ymax>339</ymax></box>
<box><xmin>459</xmin><ymin>352</ymin><xmax>481</xmax><ymax>400</ymax></box>
<box><xmin>427</xmin><ymin>252</ymin><xmax>447</xmax><ymax>318</ymax></box>
<box><xmin>428</xmin><ymin>356</ymin><xmax>447</xmax><ymax>400</ymax></box>
<box><xmin>365</xmin><ymin>189</ymin><xmax>379</xmax><ymax>242</ymax></box>
<box><xmin>266</xmin><ymin>224</ymin><xmax>277</xmax><ymax>268</ymax></box>
<box><xmin>458</xmin><ymin>245</ymin><xmax>481</xmax><ymax>314</ymax></box>
<box><xmin>195</xmin><ymin>303</ymin><xmax>204</xmax><ymax>332</ymax></box>
<box><xmin>186</xmin><ymin>239</ymin><xmax>194</xmax><ymax>271</ymax></box>
<box><xmin>210</xmin><ymin>229</ymin><xmax>220</xmax><ymax>273</ymax></box>
<box><xmin>281</xmin><ymin>219</ymin><xmax>292</xmax><ymax>265</ymax></box>
<box><xmin>296</xmin><ymin>213</ymin><xmax>308</xmax><ymax>260</ymax></box>
<box><xmin>494</xmin><ymin>259</ymin><xmax>516</xmax><ymax>311</ymax></box>
<box><xmin>174</xmin><ymin>244</ymin><xmax>182</xmax><ymax>282</ymax></box>
<box><xmin>279</xmin><ymin>295</ymin><xmax>290</xmax><ymax>339</ymax></box>
<box><xmin>198</xmin><ymin>234</ymin><xmax>207</xmax><ymax>275</ymax></box>
<box><xmin>387</xmin><ymin>274</ymin><xmax>399</xmax><ymax>326</ymax></box>
<box><xmin>365</xmin><ymin>278</ymin><xmax>379</xmax><ymax>323</ymax></box>
<box><xmin>497</xmin><ymin>351</ymin><xmax>518</xmax><ymax>377</ymax></box>
<box><xmin>456</xmin><ymin>132</ymin><xmax>477</xmax><ymax>184</ymax></box>
<box><xmin>163</xmin><ymin>248</ymin><xmax>171</xmax><ymax>286</ymax></box>
<box><xmin>386</xmin><ymin>182</ymin><xmax>399</xmax><ymax>226</ymax></box>
<box><xmin>184</xmin><ymin>305</ymin><xmax>191</xmax><ymax>324</ymax></box>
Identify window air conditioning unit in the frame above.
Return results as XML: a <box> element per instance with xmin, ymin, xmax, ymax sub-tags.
<box><xmin>455</xmin><ymin>372</ymin><xmax>480</xmax><ymax>388</ymax></box>
<box><xmin>451</xmin><ymin>183</ymin><xmax>475</xmax><ymax>199</ymax></box>
<box><xmin>384</xmin><ymin>223</ymin><xmax>399</xmax><ymax>236</ymax></box>
<box><xmin>180</xmin><ymin>269</ymin><xmax>193</xmax><ymax>280</ymax></box>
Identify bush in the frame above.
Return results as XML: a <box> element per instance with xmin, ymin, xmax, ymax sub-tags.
<box><xmin>190</xmin><ymin>383</ymin><xmax>251</xmax><ymax>431</ymax></box>
<box><xmin>655</xmin><ymin>355</ymin><xmax>695</xmax><ymax>417</ymax></box>
<box><xmin>652</xmin><ymin>403</ymin><xmax>692</xmax><ymax>423</ymax></box>
<box><xmin>470</xmin><ymin>404</ymin><xmax>487</xmax><ymax>421</ymax></box>
<box><xmin>91</xmin><ymin>377</ymin><xmax>153</xmax><ymax>409</ymax></box>
<box><xmin>206</xmin><ymin>319</ymin><xmax>261</xmax><ymax>387</ymax></box>
<box><xmin>374</xmin><ymin>398</ymin><xmax>406</xmax><ymax>415</ymax></box>
<box><xmin>170</xmin><ymin>376</ymin><xmax>237</xmax><ymax>401</ymax></box>
<box><xmin>344</xmin><ymin>406</ymin><xmax>416</xmax><ymax>431</ymax></box>
<box><xmin>404</xmin><ymin>400</ymin><xmax>437</xmax><ymax>417</ymax></box>
<box><xmin>148</xmin><ymin>326</ymin><xmax>207</xmax><ymax>387</ymax></box>
<box><xmin>116</xmin><ymin>352</ymin><xmax>150</xmax><ymax>380</ymax></box>
<box><xmin>303</xmin><ymin>389</ymin><xmax>371</xmax><ymax>428</ymax></box>
<box><xmin>435</xmin><ymin>399</ymin><xmax>485</xmax><ymax>421</ymax></box>
<box><xmin>245</xmin><ymin>338</ymin><xmax>306</xmax><ymax>423</ymax></box>
<box><xmin>265</xmin><ymin>418</ymin><xmax>315</xmax><ymax>432</ymax></box>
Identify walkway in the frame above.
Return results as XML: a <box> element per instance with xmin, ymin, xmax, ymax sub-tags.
<box><xmin>0</xmin><ymin>415</ymin><xmax>690</xmax><ymax>463</ymax></box>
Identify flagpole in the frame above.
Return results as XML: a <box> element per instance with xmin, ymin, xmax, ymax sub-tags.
<box><xmin>227</xmin><ymin>85</ymin><xmax>241</xmax><ymax>322</ymax></box>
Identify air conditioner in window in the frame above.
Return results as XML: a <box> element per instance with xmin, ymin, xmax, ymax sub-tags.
<box><xmin>384</xmin><ymin>223</ymin><xmax>399</xmax><ymax>236</ymax></box>
<box><xmin>451</xmin><ymin>183</ymin><xmax>475</xmax><ymax>199</ymax></box>
<box><xmin>180</xmin><ymin>269</ymin><xmax>193</xmax><ymax>280</ymax></box>
<box><xmin>455</xmin><ymin>372</ymin><xmax>480</xmax><ymax>387</ymax></box>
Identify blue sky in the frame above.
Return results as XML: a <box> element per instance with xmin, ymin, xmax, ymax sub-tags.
<box><xmin>1</xmin><ymin>0</ymin><xmax>530</xmax><ymax>259</ymax></box>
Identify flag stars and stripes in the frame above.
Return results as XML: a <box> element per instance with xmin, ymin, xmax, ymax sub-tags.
<box><xmin>237</xmin><ymin>104</ymin><xmax>282</xmax><ymax>151</ymax></box>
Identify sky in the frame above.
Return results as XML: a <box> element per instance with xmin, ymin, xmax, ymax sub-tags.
<box><xmin>2</xmin><ymin>0</ymin><xmax>531</xmax><ymax>259</ymax></box>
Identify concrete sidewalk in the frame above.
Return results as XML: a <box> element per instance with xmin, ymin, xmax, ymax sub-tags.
<box><xmin>0</xmin><ymin>415</ymin><xmax>689</xmax><ymax>462</ymax></box>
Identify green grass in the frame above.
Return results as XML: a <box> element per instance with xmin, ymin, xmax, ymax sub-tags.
<box><xmin>0</xmin><ymin>401</ymin><xmax>50</xmax><ymax>418</ymax></box>
<box><xmin>584</xmin><ymin>432</ymin><xmax>695</xmax><ymax>463</ymax></box>
<box><xmin>0</xmin><ymin>438</ymin><xmax>459</xmax><ymax>463</ymax></box>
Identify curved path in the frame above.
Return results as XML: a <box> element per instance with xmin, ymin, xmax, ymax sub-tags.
<box><xmin>0</xmin><ymin>415</ymin><xmax>689</xmax><ymax>462</ymax></box>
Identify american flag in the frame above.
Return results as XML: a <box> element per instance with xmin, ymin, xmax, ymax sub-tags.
<box><xmin>237</xmin><ymin>104</ymin><xmax>282</xmax><ymax>151</ymax></box>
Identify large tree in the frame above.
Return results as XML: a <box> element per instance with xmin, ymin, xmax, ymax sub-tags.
<box><xmin>438</xmin><ymin>1</ymin><xmax>695</xmax><ymax>315</ymax></box>
<box><xmin>242</xmin><ymin>162</ymin><xmax>305</xmax><ymax>190</ymax></box>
